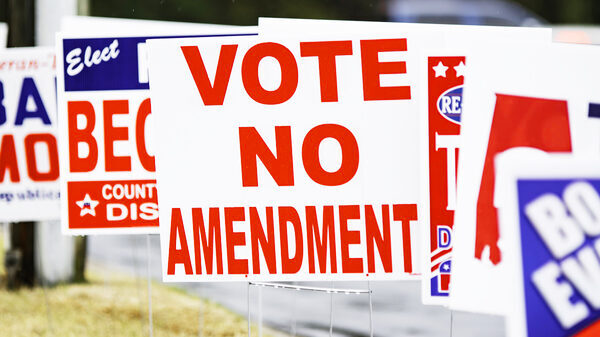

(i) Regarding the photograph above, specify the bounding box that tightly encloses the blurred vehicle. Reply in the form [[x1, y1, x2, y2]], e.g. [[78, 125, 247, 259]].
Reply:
[[387, 0, 546, 26]]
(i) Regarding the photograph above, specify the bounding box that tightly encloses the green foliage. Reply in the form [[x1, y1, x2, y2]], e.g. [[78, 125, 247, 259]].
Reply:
[[90, 0, 385, 26]]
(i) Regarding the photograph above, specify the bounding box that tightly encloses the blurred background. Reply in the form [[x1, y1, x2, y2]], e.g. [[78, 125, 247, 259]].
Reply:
[[0, 0, 597, 336]]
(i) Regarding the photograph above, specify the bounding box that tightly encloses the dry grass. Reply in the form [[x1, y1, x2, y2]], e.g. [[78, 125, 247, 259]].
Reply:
[[0, 270, 277, 337], [0, 226, 285, 337]]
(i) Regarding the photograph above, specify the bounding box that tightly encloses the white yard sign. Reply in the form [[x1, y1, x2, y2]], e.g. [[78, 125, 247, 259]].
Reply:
[[0, 47, 59, 221], [258, 17, 551, 304], [148, 33, 425, 282], [451, 43, 600, 315]]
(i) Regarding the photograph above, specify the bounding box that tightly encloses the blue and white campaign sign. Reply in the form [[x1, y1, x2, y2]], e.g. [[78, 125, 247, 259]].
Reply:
[[0, 47, 59, 221], [496, 153, 600, 337], [56, 29, 254, 235]]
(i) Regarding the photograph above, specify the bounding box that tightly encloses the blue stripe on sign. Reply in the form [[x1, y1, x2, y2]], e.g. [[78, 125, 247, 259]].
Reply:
[[589, 103, 600, 118], [62, 33, 256, 92]]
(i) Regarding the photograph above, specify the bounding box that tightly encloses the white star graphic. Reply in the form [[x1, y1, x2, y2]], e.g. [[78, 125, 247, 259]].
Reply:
[[76, 194, 99, 217], [433, 61, 448, 78], [442, 264, 449, 271], [454, 61, 466, 78]]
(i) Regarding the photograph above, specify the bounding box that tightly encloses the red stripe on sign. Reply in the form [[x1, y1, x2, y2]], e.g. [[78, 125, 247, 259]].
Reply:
[[67, 179, 159, 229], [432, 248, 452, 262]]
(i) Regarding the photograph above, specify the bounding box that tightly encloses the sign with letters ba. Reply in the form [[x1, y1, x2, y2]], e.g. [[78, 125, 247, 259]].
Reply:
[[0, 47, 59, 222]]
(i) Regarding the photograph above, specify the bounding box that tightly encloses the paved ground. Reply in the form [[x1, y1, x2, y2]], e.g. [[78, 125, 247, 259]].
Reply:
[[89, 235, 505, 337]]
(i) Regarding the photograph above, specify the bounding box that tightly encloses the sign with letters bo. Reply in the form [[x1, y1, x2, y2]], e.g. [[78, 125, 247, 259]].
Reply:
[[496, 154, 600, 337], [148, 33, 422, 281], [56, 32, 254, 235], [0, 47, 59, 221]]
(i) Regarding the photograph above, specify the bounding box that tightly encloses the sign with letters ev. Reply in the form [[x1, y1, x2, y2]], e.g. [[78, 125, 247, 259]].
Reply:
[[0, 47, 59, 221], [450, 43, 600, 315], [148, 32, 427, 282], [56, 30, 254, 235], [496, 153, 600, 337]]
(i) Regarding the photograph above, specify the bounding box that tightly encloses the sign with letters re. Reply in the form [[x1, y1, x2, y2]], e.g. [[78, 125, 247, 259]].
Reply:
[[496, 153, 600, 337], [420, 54, 464, 305], [0, 47, 58, 221], [56, 30, 254, 235], [148, 33, 426, 282]]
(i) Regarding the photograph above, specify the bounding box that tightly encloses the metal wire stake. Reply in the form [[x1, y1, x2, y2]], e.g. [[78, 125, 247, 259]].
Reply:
[[258, 285, 263, 337], [146, 234, 154, 337], [36, 230, 53, 336], [198, 285, 203, 337], [247, 282, 251, 337], [291, 282, 297, 337], [329, 281, 334, 337], [368, 281, 373, 337], [450, 310, 454, 337]]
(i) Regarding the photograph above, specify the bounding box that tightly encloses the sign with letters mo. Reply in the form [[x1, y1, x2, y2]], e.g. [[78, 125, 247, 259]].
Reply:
[[0, 47, 59, 221], [496, 153, 600, 337], [148, 33, 425, 282], [56, 30, 254, 235]]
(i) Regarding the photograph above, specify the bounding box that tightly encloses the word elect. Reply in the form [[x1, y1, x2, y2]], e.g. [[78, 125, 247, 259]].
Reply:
[[66, 39, 120, 76]]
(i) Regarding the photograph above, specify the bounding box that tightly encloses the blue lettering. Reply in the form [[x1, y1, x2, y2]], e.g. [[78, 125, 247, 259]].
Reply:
[[0, 81, 5, 126], [437, 226, 452, 249], [15, 77, 50, 125]]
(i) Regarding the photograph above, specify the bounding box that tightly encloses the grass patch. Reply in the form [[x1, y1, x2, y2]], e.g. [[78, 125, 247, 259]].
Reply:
[[0, 242, 285, 337], [0, 268, 284, 337]]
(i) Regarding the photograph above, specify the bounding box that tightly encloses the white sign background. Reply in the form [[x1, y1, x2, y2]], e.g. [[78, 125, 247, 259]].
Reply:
[[148, 32, 427, 282], [0, 47, 59, 222], [451, 43, 600, 315]]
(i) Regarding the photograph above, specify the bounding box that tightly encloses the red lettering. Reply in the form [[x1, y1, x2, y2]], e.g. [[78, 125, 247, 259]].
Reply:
[[339, 205, 363, 273], [299, 40, 353, 102], [24, 133, 59, 181], [279, 206, 303, 274], [302, 124, 359, 186], [67, 101, 97, 172], [167, 208, 193, 275], [250, 207, 277, 274], [0, 135, 19, 182], [103, 100, 131, 172], [365, 205, 392, 273], [224, 207, 248, 274], [306, 205, 337, 273], [181, 44, 237, 106], [192, 207, 223, 275], [242, 42, 298, 105], [136, 98, 155, 172], [239, 126, 294, 186], [393, 204, 417, 273], [360, 39, 410, 101]]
